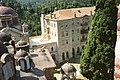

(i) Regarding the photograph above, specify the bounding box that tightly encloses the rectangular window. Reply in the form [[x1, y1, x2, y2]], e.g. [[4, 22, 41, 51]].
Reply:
[[52, 32, 53, 35], [72, 30, 74, 34], [54, 23, 56, 28], [55, 33, 56, 36], [66, 25, 68, 27], [62, 40, 64, 45], [78, 37, 79, 40], [72, 38, 74, 41], [77, 29, 79, 33], [66, 31, 68, 36], [66, 40, 68, 44], [51, 23, 53, 27], [72, 22, 74, 25], [61, 31, 64, 37]]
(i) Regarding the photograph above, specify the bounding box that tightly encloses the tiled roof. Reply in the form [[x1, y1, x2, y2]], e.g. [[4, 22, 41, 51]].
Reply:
[[45, 6, 95, 20]]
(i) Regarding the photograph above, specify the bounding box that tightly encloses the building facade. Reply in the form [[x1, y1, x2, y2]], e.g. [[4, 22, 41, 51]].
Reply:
[[30, 7, 95, 63], [41, 7, 94, 62]]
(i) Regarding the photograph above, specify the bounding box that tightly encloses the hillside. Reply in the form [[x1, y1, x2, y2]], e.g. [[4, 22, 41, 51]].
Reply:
[[17, 0, 53, 5]]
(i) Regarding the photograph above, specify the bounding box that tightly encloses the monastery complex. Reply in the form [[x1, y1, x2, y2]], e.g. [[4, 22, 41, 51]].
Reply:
[[1, 0, 120, 79]]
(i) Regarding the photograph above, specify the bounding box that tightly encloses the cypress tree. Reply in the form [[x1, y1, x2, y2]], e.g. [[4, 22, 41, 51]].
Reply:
[[80, 0, 117, 80]]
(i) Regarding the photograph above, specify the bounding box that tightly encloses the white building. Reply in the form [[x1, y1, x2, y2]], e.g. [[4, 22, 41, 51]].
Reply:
[[30, 7, 95, 63]]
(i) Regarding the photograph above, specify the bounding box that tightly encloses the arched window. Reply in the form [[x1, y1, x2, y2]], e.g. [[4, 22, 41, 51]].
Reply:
[[77, 47, 80, 54], [66, 51, 69, 59], [66, 40, 68, 44], [72, 48, 75, 56], [62, 52, 65, 60], [25, 56, 31, 70], [51, 54, 56, 61], [18, 58, 26, 71], [51, 47, 54, 51], [66, 31, 68, 36], [47, 28, 50, 34], [82, 35, 85, 40], [82, 45, 84, 50]]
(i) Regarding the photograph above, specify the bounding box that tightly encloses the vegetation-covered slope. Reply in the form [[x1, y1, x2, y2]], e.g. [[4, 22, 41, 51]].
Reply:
[[5, 0, 120, 36]]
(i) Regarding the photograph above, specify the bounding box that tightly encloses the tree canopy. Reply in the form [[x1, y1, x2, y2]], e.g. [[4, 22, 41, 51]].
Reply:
[[4, 0, 120, 36], [80, 0, 117, 79]]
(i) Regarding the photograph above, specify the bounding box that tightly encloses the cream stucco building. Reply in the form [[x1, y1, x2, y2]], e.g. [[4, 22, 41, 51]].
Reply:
[[30, 7, 95, 63]]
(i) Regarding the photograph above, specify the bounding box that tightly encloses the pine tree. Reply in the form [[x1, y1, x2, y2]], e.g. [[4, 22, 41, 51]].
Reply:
[[80, 0, 117, 80]]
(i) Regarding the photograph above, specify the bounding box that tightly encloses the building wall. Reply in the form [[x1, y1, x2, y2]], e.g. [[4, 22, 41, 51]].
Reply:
[[80, 16, 92, 52], [57, 19, 73, 62], [44, 68, 54, 80], [5, 29, 29, 43], [0, 54, 16, 80], [0, 62, 4, 80], [114, 33, 120, 80], [41, 13, 92, 63], [32, 42, 58, 62]]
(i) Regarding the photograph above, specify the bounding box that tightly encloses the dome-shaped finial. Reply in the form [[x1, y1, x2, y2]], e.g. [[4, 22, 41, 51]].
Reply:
[[0, 0, 5, 6], [0, 0, 3, 2]]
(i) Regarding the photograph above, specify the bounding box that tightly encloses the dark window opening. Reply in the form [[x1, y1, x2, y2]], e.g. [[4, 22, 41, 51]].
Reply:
[[77, 47, 80, 54], [51, 47, 53, 51], [72, 48, 75, 56], [52, 54, 56, 61], [62, 52, 65, 60], [66, 51, 69, 59]]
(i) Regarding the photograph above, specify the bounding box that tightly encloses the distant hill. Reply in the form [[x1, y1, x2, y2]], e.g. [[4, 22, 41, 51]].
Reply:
[[16, 0, 53, 5]]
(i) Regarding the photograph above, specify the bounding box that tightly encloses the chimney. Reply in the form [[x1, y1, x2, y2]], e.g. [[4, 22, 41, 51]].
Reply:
[[41, 14, 45, 34], [90, 11, 92, 16], [54, 7, 58, 12], [74, 12, 76, 18], [50, 12, 52, 19], [54, 14, 56, 19]]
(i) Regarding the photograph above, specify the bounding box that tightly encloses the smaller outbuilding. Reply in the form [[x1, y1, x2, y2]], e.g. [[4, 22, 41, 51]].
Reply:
[[16, 39, 29, 52], [60, 62, 76, 80]]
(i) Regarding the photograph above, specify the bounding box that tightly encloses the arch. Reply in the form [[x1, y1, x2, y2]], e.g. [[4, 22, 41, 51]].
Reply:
[[51, 47, 54, 51], [25, 56, 31, 70], [66, 51, 69, 59], [1, 53, 11, 63], [51, 54, 56, 61], [62, 52, 65, 60], [72, 48, 75, 57], [77, 47, 80, 54], [6, 45, 14, 54], [18, 58, 26, 71], [82, 45, 84, 50]]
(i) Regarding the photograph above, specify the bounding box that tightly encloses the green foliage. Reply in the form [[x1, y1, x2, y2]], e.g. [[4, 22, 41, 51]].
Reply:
[[5, 0, 120, 36], [5, 0, 41, 36], [80, 0, 117, 80], [17, 0, 46, 5]]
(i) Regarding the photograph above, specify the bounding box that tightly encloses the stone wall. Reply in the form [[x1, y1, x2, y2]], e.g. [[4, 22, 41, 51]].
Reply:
[[115, 31, 120, 79]]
